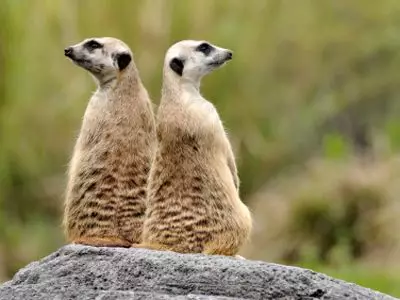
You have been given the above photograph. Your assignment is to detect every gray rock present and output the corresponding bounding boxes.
[0,245,397,300]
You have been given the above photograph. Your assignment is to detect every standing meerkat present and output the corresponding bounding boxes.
[63,37,156,247]
[135,40,252,256]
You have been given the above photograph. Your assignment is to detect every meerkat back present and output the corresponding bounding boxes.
[63,37,156,247]
[138,40,252,255]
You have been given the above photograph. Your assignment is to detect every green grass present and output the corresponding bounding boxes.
[300,263,400,298]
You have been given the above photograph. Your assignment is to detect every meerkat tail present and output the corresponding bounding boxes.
[130,243,170,251]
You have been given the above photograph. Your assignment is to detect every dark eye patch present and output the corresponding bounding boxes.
[196,43,213,56]
[84,40,103,51]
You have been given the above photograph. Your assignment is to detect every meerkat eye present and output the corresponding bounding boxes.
[85,40,103,50]
[196,43,212,55]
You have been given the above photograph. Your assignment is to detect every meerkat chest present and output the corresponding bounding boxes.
[183,94,221,126]
[83,91,110,119]
[183,97,228,152]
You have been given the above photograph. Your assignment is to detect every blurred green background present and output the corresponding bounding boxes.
[1,0,400,297]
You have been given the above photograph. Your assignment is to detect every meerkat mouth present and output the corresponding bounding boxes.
[208,55,232,67]
[208,60,227,67]
[74,58,88,64]
[72,58,92,69]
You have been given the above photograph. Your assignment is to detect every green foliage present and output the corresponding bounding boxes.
[385,119,400,151]
[322,133,349,159]
[300,263,400,298]
[286,180,386,263]
[1,1,400,296]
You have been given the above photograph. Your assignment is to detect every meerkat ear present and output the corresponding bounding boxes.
[115,52,132,71]
[169,58,184,76]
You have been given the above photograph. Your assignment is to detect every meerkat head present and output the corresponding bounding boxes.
[64,37,133,85]
[165,40,233,84]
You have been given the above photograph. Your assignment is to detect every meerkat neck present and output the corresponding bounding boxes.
[99,64,143,99]
[99,74,118,88]
[182,79,200,94]
[162,72,201,102]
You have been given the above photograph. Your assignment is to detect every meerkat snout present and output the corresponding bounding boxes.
[208,50,233,67]
[64,47,73,58]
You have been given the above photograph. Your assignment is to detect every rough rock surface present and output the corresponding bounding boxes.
[0,245,397,300]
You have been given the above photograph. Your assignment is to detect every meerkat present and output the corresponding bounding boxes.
[63,37,156,247]
[133,40,252,256]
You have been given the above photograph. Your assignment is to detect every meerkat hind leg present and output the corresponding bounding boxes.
[73,237,131,248]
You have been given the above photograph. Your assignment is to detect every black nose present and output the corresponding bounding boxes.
[64,47,73,57]
[226,51,233,60]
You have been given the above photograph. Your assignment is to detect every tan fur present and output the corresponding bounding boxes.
[135,40,252,256]
[63,37,156,247]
